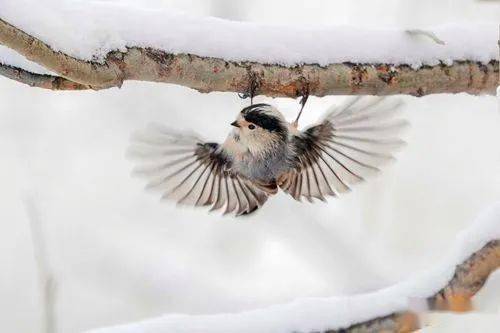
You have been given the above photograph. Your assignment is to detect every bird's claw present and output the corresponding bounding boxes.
[294,85,310,126]
[238,72,260,105]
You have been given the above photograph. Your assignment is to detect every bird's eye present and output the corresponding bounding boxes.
[248,124,256,130]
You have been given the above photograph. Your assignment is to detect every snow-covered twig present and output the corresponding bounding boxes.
[0,15,497,96]
[86,203,500,333]
[406,29,446,45]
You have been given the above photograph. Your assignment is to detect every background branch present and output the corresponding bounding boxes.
[23,197,57,333]
[332,240,500,333]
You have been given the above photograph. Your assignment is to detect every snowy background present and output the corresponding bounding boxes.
[1,0,499,332]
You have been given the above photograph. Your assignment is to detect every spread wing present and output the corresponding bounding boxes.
[128,123,275,216]
[280,97,407,202]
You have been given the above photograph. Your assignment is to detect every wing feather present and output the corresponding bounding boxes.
[317,151,351,194]
[195,162,216,206]
[224,176,238,215]
[128,124,274,216]
[240,180,267,209]
[280,97,406,202]
[211,172,227,211]
[234,178,250,215]
[314,157,336,197]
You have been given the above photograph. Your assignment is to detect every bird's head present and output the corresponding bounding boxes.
[230,103,288,155]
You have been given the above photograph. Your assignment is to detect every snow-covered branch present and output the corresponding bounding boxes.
[429,239,500,312]
[0,18,114,89]
[86,203,500,333]
[0,1,498,96]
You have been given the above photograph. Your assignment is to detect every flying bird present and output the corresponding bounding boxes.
[128,96,406,216]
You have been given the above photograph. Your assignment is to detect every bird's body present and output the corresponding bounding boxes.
[221,105,293,183]
[129,97,406,216]
[227,143,290,183]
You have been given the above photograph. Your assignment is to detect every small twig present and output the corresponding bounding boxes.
[406,29,446,45]
[0,62,92,90]
[23,197,57,333]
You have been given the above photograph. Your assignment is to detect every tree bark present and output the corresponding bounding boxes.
[0,18,497,96]
[327,312,420,333]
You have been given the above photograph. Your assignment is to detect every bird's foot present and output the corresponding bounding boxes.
[293,85,310,126]
[238,72,260,105]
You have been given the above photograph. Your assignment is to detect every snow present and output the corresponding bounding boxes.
[421,313,500,332]
[0,45,54,75]
[0,0,497,72]
[86,202,500,333]
[0,76,498,333]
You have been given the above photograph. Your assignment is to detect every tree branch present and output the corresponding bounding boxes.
[327,312,420,333]
[0,18,497,96]
[331,240,500,333]
[0,62,92,90]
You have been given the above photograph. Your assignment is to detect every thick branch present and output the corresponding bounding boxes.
[0,63,91,90]
[0,18,497,96]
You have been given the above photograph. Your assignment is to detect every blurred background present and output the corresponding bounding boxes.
[0,0,499,332]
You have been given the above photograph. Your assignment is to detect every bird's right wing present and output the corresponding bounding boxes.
[128,124,275,216]
[279,97,407,202]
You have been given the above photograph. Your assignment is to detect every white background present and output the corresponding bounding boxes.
[0,0,499,332]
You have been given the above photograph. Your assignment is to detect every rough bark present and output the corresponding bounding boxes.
[329,240,500,333]
[0,18,498,96]
[327,312,420,333]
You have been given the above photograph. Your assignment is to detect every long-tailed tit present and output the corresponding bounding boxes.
[128,96,407,216]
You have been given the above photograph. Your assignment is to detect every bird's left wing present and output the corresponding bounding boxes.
[128,124,274,216]
[279,96,407,202]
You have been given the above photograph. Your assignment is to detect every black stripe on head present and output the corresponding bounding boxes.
[241,103,271,115]
[241,104,285,135]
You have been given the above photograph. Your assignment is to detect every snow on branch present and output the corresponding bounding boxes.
[86,203,500,333]
[0,1,498,96]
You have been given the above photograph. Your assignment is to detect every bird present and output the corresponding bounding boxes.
[128,96,407,216]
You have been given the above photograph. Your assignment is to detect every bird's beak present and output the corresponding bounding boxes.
[230,121,240,128]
